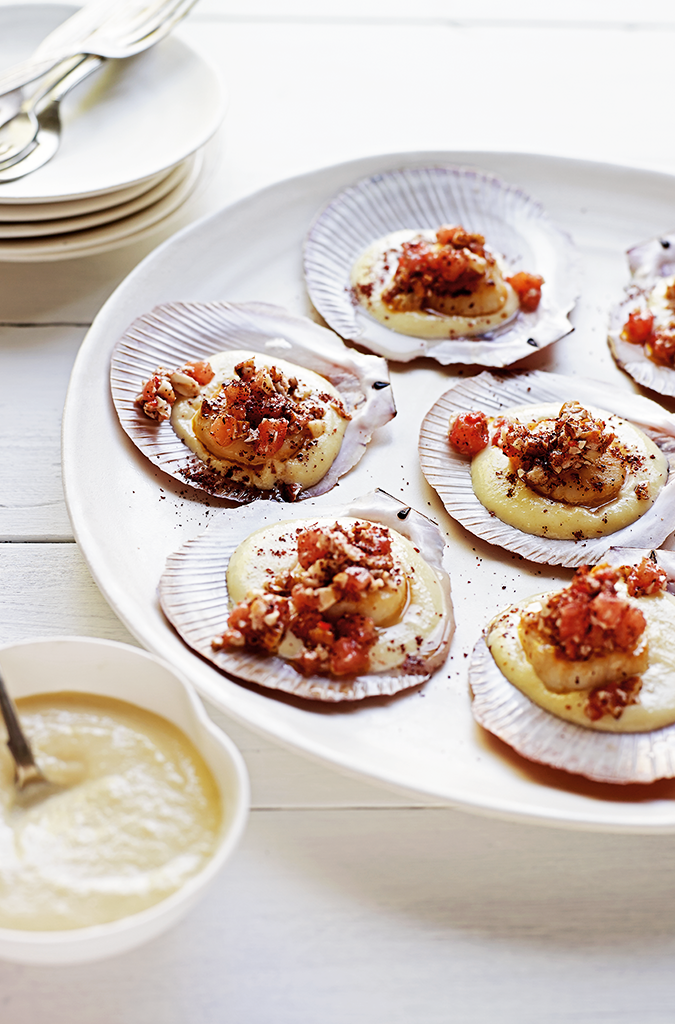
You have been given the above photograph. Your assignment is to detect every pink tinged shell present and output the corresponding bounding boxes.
[304,164,580,366]
[110,301,396,502]
[418,369,675,568]
[158,489,454,702]
[469,636,675,785]
[627,232,675,282]
[471,548,675,784]
[608,232,675,397]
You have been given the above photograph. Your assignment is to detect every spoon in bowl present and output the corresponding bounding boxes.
[0,667,63,809]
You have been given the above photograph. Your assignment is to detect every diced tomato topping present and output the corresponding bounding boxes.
[448,411,489,456]
[256,417,288,457]
[585,676,642,722]
[646,327,675,367]
[623,309,654,344]
[532,564,647,661]
[140,377,158,403]
[221,379,249,415]
[329,636,371,676]
[626,557,667,597]
[507,271,544,312]
[184,360,214,385]
[209,414,237,448]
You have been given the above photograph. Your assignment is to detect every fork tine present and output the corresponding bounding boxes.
[88,0,191,47]
[32,0,158,59]
[0,0,197,98]
[109,0,199,51]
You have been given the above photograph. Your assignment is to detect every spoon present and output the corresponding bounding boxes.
[0,667,63,808]
[0,55,103,178]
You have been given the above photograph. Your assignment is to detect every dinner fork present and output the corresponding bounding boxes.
[0,0,198,99]
[0,0,199,177]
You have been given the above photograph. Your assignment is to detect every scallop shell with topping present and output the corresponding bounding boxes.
[159,490,454,702]
[110,301,396,501]
[608,231,675,397]
[469,549,675,784]
[418,370,675,567]
[304,165,579,366]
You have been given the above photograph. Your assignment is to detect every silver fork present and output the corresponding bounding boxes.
[0,0,199,99]
[0,0,198,176]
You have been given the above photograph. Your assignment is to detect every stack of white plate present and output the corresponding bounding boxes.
[0,4,225,261]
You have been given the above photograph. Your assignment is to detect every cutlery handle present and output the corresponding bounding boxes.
[0,670,39,774]
[0,0,153,96]
[20,54,90,113]
[35,54,105,111]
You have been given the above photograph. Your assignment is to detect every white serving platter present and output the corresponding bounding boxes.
[63,150,675,832]
[0,4,224,202]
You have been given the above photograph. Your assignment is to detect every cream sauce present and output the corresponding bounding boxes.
[350,229,519,339]
[227,517,448,672]
[487,590,675,732]
[646,275,675,322]
[0,694,221,931]
[171,350,350,491]
[471,402,668,540]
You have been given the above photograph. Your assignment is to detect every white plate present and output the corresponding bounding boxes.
[0,159,191,237]
[0,4,224,202]
[0,168,171,219]
[0,150,202,260]
[63,150,675,832]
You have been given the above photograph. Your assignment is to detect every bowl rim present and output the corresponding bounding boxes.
[0,635,250,946]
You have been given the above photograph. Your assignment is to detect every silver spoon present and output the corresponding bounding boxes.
[0,55,103,182]
[0,54,90,167]
[0,667,63,808]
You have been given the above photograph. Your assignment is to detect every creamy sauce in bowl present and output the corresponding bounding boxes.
[0,694,222,931]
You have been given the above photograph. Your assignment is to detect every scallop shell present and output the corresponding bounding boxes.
[159,489,454,702]
[110,301,396,501]
[418,369,675,567]
[627,231,675,282]
[303,165,580,366]
[608,231,675,397]
[470,548,675,784]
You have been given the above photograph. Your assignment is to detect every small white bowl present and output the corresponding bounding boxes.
[0,636,250,965]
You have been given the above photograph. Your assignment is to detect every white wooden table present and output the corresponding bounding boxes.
[3,3,675,1021]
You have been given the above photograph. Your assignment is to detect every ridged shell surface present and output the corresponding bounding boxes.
[159,490,454,702]
[110,301,395,501]
[418,370,675,567]
[470,637,675,784]
[304,165,579,365]
[470,547,675,783]
[608,231,675,397]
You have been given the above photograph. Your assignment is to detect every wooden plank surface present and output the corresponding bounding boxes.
[1,807,675,1024]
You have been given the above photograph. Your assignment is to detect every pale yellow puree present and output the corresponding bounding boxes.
[171,350,350,491]
[227,517,449,672]
[0,694,221,931]
[471,402,668,540]
[487,589,675,732]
